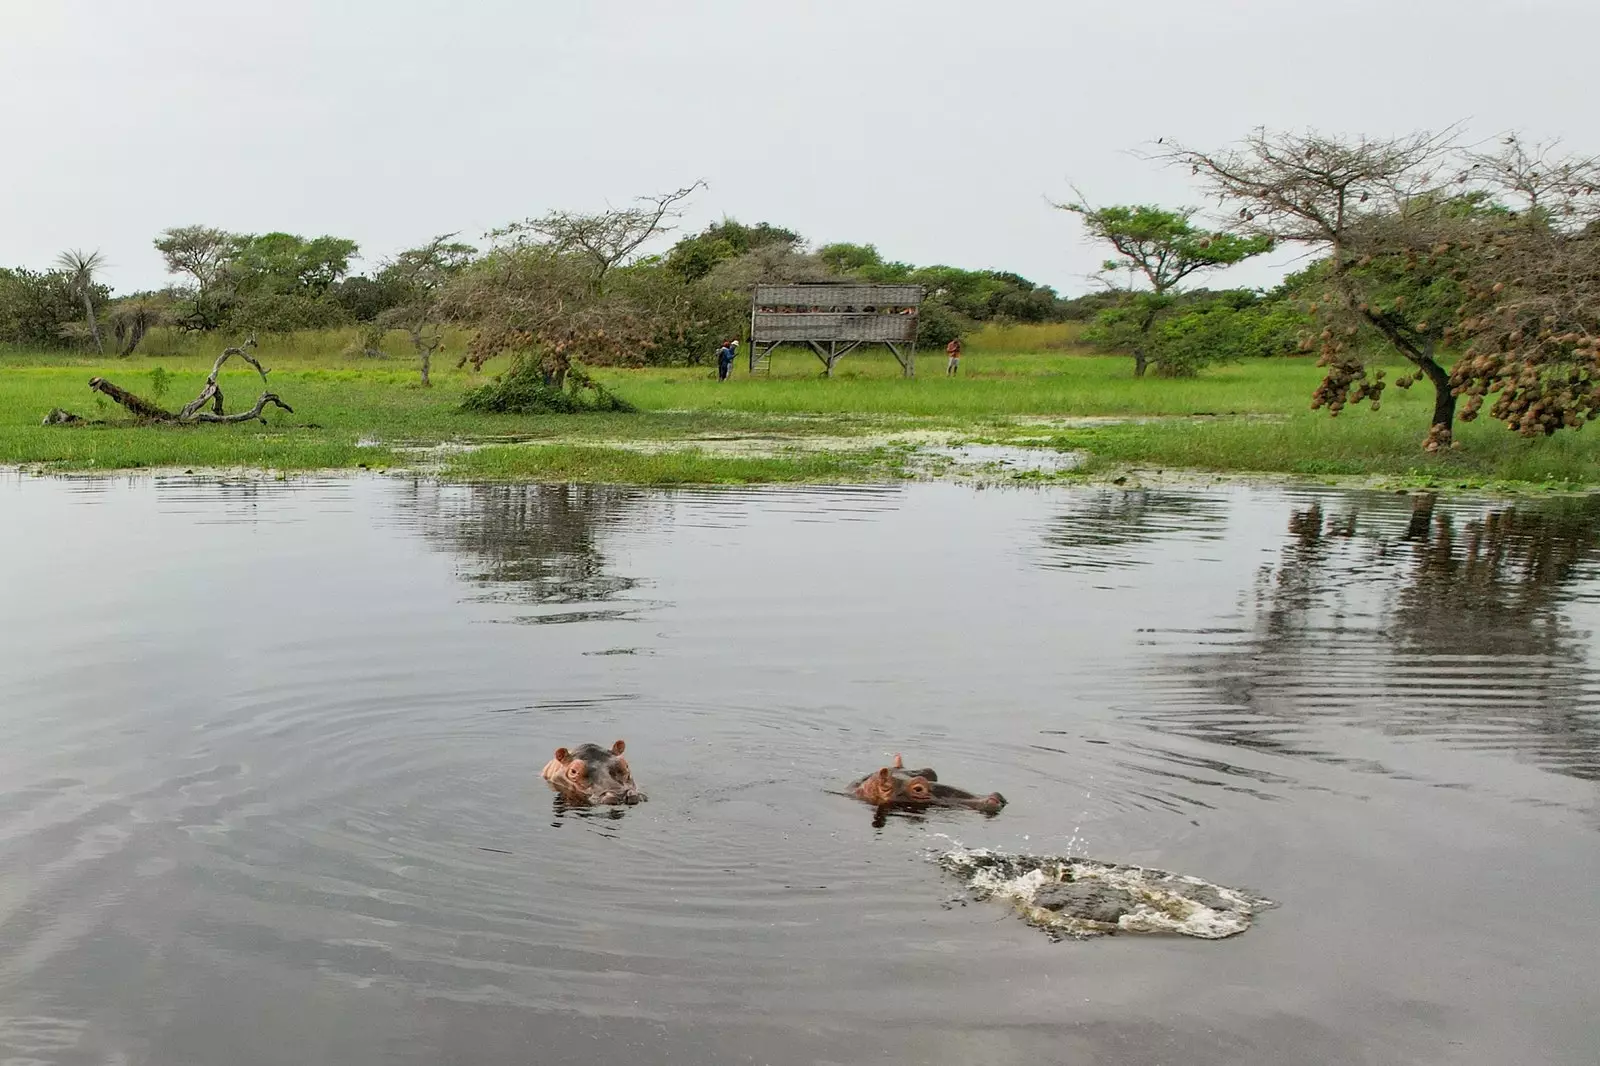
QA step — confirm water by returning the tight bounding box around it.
[1,474,1597,1065]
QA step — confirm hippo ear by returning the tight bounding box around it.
[875,767,893,784]
[611,739,626,755]
[553,747,571,763]
[892,753,904,769]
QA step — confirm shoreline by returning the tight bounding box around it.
[7,440,1593,497]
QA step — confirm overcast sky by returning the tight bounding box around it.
[2,0,1595,296]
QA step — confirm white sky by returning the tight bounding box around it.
[2,0,1595,296]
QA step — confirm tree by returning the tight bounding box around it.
[1170,129,1600,448]
[105,293,173,357]
[374,234,476,386]
[54,249,107,353]
[500,183,704,294]
[1163,130,1475,445]
[1445,137,1600,439]
[230,232,359,297]
[445,242,664,395]
[1060,201,1272,376]
[154,225,245,330]
[664,219,801,282]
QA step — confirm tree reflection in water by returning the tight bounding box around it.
[398,481,643,606]
[1144,492,1600,782]
[1040,488,1229,572]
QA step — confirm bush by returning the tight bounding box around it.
[0,267,101,348]
[915,300,971,350]
[228,293,351,334]
[1153,296,1308,376]
[460,360,636,414]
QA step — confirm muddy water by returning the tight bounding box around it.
[1,475,1597,1066]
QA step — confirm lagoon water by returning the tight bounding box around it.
[1,474,1597,1065]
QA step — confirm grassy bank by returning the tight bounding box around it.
[2,328,1596,487]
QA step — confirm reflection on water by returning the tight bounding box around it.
[398,481,643,604]
[1039,488,1228,572]
[1,475,1599,1065]
[1140,491,1600,782]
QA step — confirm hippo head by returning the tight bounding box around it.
[545,739,647,805]
[852,757,1006,815]
[855,766,904,805]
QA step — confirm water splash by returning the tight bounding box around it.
[931,845,1274,941]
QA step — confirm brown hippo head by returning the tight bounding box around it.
[542,739,646,805]
[850,753,1005,814]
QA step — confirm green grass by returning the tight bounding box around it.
[3,326,1597,488]
[443,444,892,483]
[1045,414,1599,488]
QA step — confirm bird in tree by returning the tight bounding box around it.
[1058,200,1272,376]
[55,248,107,354]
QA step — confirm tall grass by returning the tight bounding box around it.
[965,321,1085,352]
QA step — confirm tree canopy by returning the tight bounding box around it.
[1166,128,1600,447]
[1060,201,1273,375]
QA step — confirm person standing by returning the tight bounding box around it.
[716,340,733,381]
[946,337,962,376]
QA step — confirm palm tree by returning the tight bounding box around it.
[55,249,106,354]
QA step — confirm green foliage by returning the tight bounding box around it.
[153,226,359,332]
[330,275,406,321]
[913,300,970,350]
[664,219,802,282]
[230,233,359,298]
[0,267,108,348]
[818,242,903,275]
[460,360,636,414]
[1063,201,1273,376]
[154,225,246,330]
[147,366,172,400]
[1066,203,1273,294]
[1151,294,1308,376]
[228,293,351,335]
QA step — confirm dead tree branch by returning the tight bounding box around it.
[63,336,295,426]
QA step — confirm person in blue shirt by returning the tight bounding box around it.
[716,340,734,381]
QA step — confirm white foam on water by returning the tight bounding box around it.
[932,845,1274,940]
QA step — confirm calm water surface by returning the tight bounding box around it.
[1,475,1597,1066]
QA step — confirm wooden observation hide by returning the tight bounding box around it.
[749,283,924,377]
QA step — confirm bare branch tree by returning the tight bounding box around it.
[496,183,706,294]
[1162,128,1472,447]
[374,234,476,385]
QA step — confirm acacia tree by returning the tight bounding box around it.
[54,249,106,353]
[1168,129,1600,449]
[499,183,704,294]
[1165,130,1467,445]
[1059,201,1271,375]
[154,225,244,330]
[444,243,665,405]
[373,234,476,385]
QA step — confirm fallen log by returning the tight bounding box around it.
[53,337,295,427]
